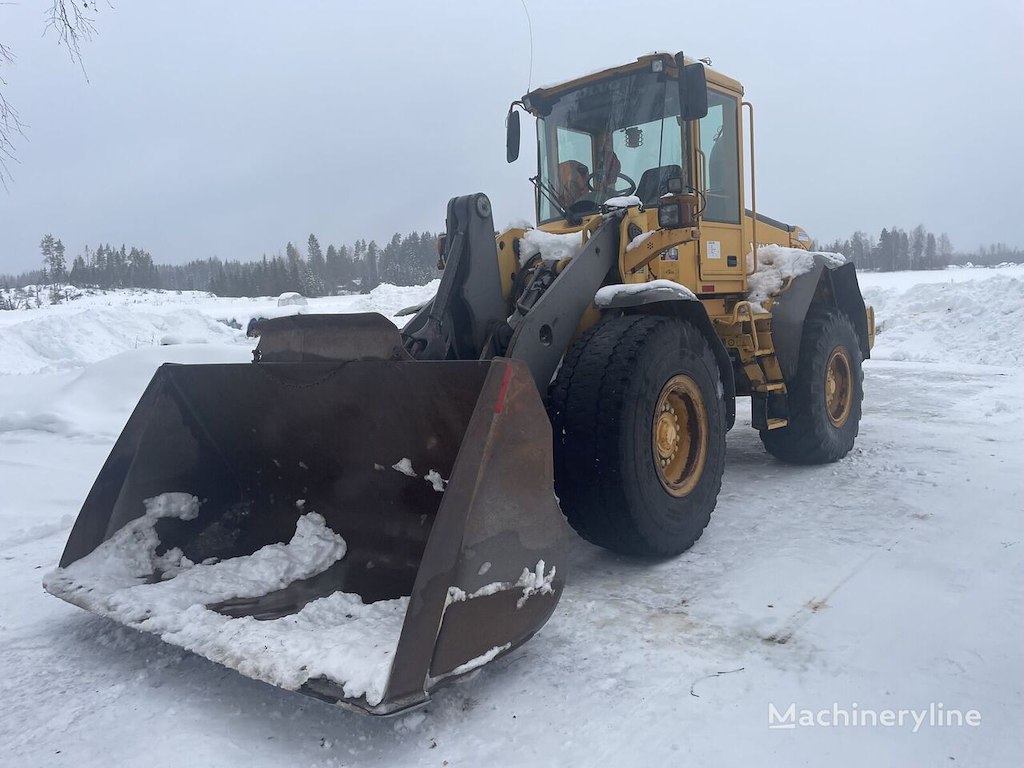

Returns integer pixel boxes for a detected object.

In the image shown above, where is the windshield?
[535,69,689,224]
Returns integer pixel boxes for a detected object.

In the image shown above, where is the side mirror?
[674,52,708,121]
[506,108,521,163]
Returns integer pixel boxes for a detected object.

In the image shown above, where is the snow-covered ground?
[1,268,1021,766]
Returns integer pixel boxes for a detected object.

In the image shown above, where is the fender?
[595,281,737,431]
[771,256,872,381]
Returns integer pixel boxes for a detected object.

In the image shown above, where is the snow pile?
[746,245,846,309]
[518,229,584,265]
[594,279,697,307]
[0,344,252,437]
[0,282,441,377]
[0,307,245,375]
[277,292,308,307]
[864,275,1024,367]
[44,497,408,706]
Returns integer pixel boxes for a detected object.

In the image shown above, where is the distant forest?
[0,231,441,301]
[815,225,1023,272]
[2,224,1022,305]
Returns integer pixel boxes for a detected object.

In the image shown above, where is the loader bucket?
[44,353,566,715]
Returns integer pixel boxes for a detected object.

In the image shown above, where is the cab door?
[695,88,745,283]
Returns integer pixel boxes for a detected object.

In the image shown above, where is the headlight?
[658,203,682,229]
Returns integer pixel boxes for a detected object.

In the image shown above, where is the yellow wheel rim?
[652,374,708,497]
[825,346,853,428]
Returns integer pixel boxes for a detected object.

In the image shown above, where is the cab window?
[699,90,740,224]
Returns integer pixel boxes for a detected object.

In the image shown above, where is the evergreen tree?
[52,239,67,284]
[937,233,953,268]
[363,240,380,292]
[925,233,937,270]
[307,234,326,290]
[910,225,926,270]
[39,234,56,282]
[336,244,355,288]
[325,244,338,288]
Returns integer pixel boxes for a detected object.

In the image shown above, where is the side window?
[553,127,594,208]
[699,90,740,224]
[557,127,593,168]
[539,126,595,221]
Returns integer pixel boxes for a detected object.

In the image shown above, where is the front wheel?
[548,315,727,557]
[760,306,864,464]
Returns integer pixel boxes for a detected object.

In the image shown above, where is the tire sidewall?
[619,320,726,551]
[803,315,863,457]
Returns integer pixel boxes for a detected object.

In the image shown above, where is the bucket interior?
[63,360,494,615]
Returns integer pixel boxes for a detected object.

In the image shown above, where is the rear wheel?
[548,315,726,557]
[760,306,863,464]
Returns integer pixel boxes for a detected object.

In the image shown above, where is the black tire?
[760,306,863,464]
[548,315,726,557]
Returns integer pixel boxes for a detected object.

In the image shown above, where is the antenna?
[519,0,534,92]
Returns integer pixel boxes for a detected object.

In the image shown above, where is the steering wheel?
[585,170,637,197]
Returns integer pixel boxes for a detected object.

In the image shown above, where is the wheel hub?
[655,408,680,465]
[825,346,853,427]
[651,375,708,497]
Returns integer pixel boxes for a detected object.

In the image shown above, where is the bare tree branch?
[46,0,98,78]
[0,40,24,190]
[0,2,103,188]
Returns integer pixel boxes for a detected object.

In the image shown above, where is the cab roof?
[522,52,743,116]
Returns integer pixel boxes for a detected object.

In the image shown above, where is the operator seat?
[636,164,683,206]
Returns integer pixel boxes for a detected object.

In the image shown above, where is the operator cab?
[513,53,711,225]
[509,53,744,235]
[534,68,686,222]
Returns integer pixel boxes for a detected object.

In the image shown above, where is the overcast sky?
[1,0,1022,273]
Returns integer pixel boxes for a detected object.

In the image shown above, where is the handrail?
[695,147,708,201]
[730,300,761,353]
[742,100,757,276]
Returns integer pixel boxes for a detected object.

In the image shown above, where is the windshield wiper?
[529,175,581,226]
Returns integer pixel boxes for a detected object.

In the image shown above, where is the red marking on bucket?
[494,366,514,413]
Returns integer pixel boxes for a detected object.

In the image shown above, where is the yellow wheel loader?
[45,52,874,715]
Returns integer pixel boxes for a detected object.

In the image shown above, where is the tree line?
[3,224,1023,308]
[816,226,1023,271]
[1,231,442,301]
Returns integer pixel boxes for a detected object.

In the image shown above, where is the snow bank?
[864,275,1024,367]
[0,282,440,377]
[746,245,845,309]
[518,229,584,265]
[0,307,245,376]
[45,499,407,706]
[0,344,251,438]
